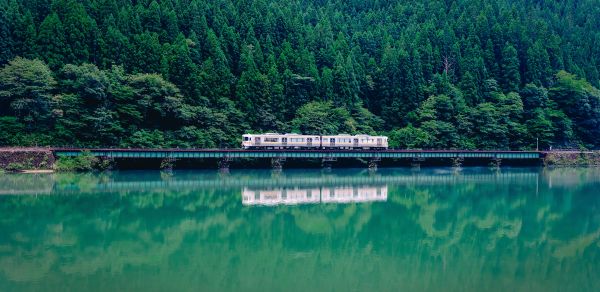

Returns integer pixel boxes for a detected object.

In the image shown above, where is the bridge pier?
[411,157,425,169]
[160,157,176,171]
[451,157,464,168]
[490,157,502,169]
[322,156,336,170]
[368,157,381,170]
[98,156,115,170]
[271,157,286,170]
[218,156,233,171]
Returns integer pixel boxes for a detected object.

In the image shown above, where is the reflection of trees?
[0,168,598,291]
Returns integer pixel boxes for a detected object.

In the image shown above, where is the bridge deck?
[52,148,542,159]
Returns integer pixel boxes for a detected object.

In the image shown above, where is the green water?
[0,167,599,292]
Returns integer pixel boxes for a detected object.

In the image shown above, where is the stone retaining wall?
[0,148,55,171]
[544,151,600,166]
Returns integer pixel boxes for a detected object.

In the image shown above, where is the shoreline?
[19,169,55,174]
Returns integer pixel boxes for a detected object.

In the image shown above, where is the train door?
[282,137,287,147]
[377,138,382,147]
[330,138,335,148]
[307,137,313,147]
[353,138,359,148]
[256,137,261,146]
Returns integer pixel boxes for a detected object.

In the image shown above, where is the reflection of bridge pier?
[1,169,546,196]
[242,185,388,206]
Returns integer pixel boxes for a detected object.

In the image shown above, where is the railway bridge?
[52,148,543,169]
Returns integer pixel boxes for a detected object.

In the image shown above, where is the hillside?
[1,0,599,149]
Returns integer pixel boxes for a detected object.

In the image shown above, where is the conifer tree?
[100,25,130,68]
[0,8,13,65]
[237,44,275,130]
[12,11,37,59]
[501,43,521,92]
[144,1,161,33]
[168,34,203,105]
[130,32,162,74]
[526,41,551,86]
[37,12,66,69]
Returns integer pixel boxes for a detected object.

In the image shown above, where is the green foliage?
[0,6,14,65]
[0,0,600,149]
[388,125,432,149]
[291,101,346,135]
[550,71,600,148]
[37,13,66,69]
[501,44,521,93]
[290,101,377,135]
[0,57,56,132]
[4,162,30,172]
[0,116,24,145]
[54,151,99,172]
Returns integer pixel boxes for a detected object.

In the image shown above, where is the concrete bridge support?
[271,157,286,170]
[368,157,381,170]
[490,157,502,169]
[452,157,464,168]
[322,156,336,170]
[411,157,425,169]
[218,156,233,171]
[160,157,177,171]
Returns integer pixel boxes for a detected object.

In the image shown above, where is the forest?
[0,0,599,149]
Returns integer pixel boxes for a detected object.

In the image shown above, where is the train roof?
[243,133,388,137]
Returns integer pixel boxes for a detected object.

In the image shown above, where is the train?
[242,133,389,150]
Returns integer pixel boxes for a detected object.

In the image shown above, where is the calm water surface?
[0,167,599,291]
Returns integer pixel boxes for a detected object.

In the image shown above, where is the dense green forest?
[1,0,599,149]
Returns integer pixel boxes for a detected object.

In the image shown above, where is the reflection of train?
[242,185,388,206]
[242,133,388,150]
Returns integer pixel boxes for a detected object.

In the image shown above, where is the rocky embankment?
[0,148,55,172]
[544,151,600,166]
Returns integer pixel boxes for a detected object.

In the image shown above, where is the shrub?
[54,151,98,172]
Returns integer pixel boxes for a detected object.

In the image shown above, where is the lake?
[0,167,599,291]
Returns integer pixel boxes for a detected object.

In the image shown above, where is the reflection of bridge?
[242,185,388,206]
[0,170,541,195]
[54,172,538,193]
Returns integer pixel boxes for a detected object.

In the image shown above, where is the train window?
[243,137,251,141]
[264,137,278,142]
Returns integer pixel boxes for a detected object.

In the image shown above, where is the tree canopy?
[1,0,600,149]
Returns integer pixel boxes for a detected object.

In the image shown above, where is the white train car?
[321,134,388,150]
[241,133,388,150]
[242,133,321,149]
